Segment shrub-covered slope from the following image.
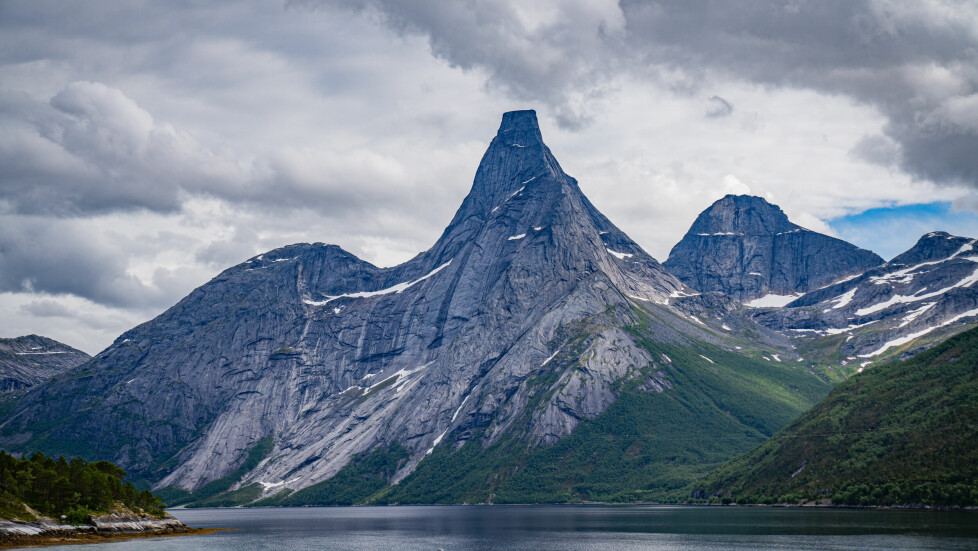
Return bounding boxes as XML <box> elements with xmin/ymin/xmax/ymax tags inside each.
<box><xmin>695</xmin><ymin>325</ymin><xmax>978</xmax><ymax>506</ymax></box>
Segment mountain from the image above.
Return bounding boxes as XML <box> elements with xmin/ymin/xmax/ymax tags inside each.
<box><xmin>694</xmin><ymin>324</ymin><xmax>978</xmax><ymax>507</ymax></box>
<box><xmin>0</xmin><ymin>336</ymin><xmax>90</xmax><ymax>393</ymax></box>
<box><xmin>664</xmin><ymin>195</ymin><xmax>883</xmax><ymax>302</ymax></box>
<box><xmin>0</xmin><ymin>111</ymin><xmax>830</xmax><ymax>505</ymax></box>
<box><xmin>753</xmin><ymin>231</ymin><xmax>978</xmax><ymax>365</ymax></box>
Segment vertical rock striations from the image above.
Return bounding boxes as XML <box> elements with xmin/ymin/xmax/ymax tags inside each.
<box><xmin>0</xmin><ymin>112</ymin><xmax>826</xmax><ymax>504</ymax></box>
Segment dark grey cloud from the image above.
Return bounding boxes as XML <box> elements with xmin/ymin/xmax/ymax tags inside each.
<box><xmin>706</xmin><ymin>95</ymin><xmax>733</xmax><ymax>118</ymax></box>
<box><xmin>850</xmin><ymin>134</ymin><xmax>900</xmax><ymax>168</ymax></box>
<box><xmin>619</xmin><ymin>0</ymin><xmax>978</xmax><ymax>187</ymax></box>
<box><xmin>0</xmin><ymin>83</ymin><xmax>233</xmax><ymax>215</ymax></box>
<box><xmin>302</xmin><ymin>0</ymin><xmax>978</xmax><ymax>188</ymax></box>
<box><xmin>290</xmin><ymin>0</ymin><xmax>627</xmax><ymax>129</ymax></box>
<box><xmin>0</xmin><ymin>1</ymin><xmax>485</xmax><ymax>220</ymax></box>
<box><xmin>19</xmin><ymin>299</ymin><xmax>74</xmax><ymax>319</ymax></box>
<box><xmin>0</xmin><ymin>217</ymin><xmax>164</xmax><ymax>307</ymax></box>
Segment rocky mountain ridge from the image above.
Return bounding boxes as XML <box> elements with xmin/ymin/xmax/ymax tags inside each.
<box><xmin>751</xmin><ymin>231</ymin><xmax>978</xmax><ymax>364</ymax></box>
<box><xmin>0</xmin><ymin>335</ymin><xmax>91</xmax><ymax>393</ymax></box>
<box><xmin>664</xmin><ymin>195</ymin><xmax>883</xmax><ymax>302</ymax></box>
<box><xmin>2</xmin><ymin>112</ymin><xmax>973</xmax><ymax>507</ymax></box>
<box><xmin>1</xmin><ymin>111</ymin><xmax>826</xmax><ymax>505</ymax></box>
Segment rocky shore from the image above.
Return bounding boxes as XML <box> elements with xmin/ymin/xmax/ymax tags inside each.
<box><xmin>0</xmin><ymin>510</ymin><xmax>209</xmax><ymax>548</ymax></box>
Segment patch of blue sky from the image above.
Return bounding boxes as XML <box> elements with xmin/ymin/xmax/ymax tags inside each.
<box><xmin>830</xmin><ymin>202</ymin><xmax>978</xmax><ymax>262</ymax></box>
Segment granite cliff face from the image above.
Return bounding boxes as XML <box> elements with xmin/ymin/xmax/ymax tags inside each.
<box><xmin>664</xmin><ymin>195</ymin><xmax>883</xmax><ymax>302</ymax></box>
<box><xmin>0</xmin><ymin>336</ymin><xmax>90</xmax><ymax>393</ymax></box>
<box><xmin>753</xmin><ymin>231</ymin><xmax>978</xmax><ymax>363</ymax></box>
<box><xmin>0</xmin><ymin>111</ymin><xmax>827</xmax><ymax>503</ymax></box>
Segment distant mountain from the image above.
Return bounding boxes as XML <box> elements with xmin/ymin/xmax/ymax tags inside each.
<box><xmin>664</xmin><ymin>195</ymin><xmax>883</xmax><ymax>302</ymax></box>
<box><xmin>753</xmin><ymin>231</ymin><xmax>978</xmax><ymax>364</ymax></box>
<box><xmin>694</xmin><ymin>324</ymin><xmax>978</xmax><ymax>507</ymax></box>
<box><xmin>0</xmin><ymin>335</ymin><xmax>90</xmax><ymax>393</ymax></box>
<box><xmin>0</xmin><ymin>111</ymin><xmax>829</xmax><ymax>506</ymax></box>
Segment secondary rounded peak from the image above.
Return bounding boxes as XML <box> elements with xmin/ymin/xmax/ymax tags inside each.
<box><xmin>666</xmin><ymin>193</ymin><xmax>885</xmax><ymax>301</ymax></box>
<box><xmin>711</xmin><ymin>194</ymin><xmax>786</xmax><ymax>214</ymax></box>
<box><xmin>691</xmin><ymin>194</ymin><xmax>795</xmax><ymax>235</ymax></box>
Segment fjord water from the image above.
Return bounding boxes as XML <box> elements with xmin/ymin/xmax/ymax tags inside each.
<box><xmin>43</xmin><ymin>506</ymin><xmax>978</xmax><ymax>550</ymax></box>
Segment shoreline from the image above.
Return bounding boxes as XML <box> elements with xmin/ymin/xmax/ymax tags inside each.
<box><xmin>172</xmin><ymin>501</ymin><xmax>978</xmax><ymax>512</ymax></box>
<box><xmin>0</xmin><ymin>527</ymin><xmax>222</xmax><ymax>549</ymax></box>
<box><xmin>1</xmin><ymin>510</ymin><xmax>223</xmax><ymax>549</ymax></box>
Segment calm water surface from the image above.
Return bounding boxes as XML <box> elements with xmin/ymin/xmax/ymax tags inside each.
<box><xmin>37</xmin><ymin>505</ymin><xmax>978</xmax><ymax>550</ymax></box>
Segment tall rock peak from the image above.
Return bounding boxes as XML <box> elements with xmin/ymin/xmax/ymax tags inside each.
<box><xmin>665</xmin><ymin>194</ymin><xmax>884</xmax><ymax>301</ymax></box>
<box><xmin>498</xmin><ymin>109</ymin><xmax>541</xmax><ymax>137</ymax></box>
<box><xmin>446</xmin><ymin>110</ymin><xmax>569</xmax><ymax>233</ymax></box>
<box><xmin>0</xmin><ymin>109</ymin><xmax>691</xmax><ymax>500</ymax></box>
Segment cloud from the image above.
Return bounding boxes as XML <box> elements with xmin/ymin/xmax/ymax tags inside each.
<box><xmin>0</xmin><ymin>80</ymin><xmax>483</xmax><ymax>221</ymax></box>
<box><xmin>850</xmin><ymin>133</ymin><xmax>900</xmax><ymax>168</ymax></box>
<box><xmin>302</xmin><ymin>0</ymin><xmax>978</xmax><ymax>190</ymax></box>
<box><xmin>1</xmin><ymin>292</ymin><xmax>153</xmax><ymax>355</ymax></box>
<box><xmin>0</xmin><ymin>216</ymin><xmax>168</xmax><ymax>308</ymax></box>
<box><xmin>291</xmin><ymin>0</ymin><xmax>627</xmax><ymax>128</ymax></box>
<box><xmin>618</xmin><ymin>1</ymin><xmax>978</xmax><ymax>186</ymax></box>
<box><xmin>705</xmin><ymin>95</ymin><xmax>733</xmax><ymax>118</ymax></box>
<box><xmin>19</xmin><ymin>299</ymin><xmax>75</xmax><ymax>319</ymax></box>
<box><xmin>0</xmin><ymin>82</ymin><xmax>242</xmax><ymax>215</ymax></box>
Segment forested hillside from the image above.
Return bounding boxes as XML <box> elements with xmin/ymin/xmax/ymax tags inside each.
<box><xmin>695</xmin><ymin>326</ymin><xmax>978</xmax><ymax>507</ymax></box>
<box><xmin>0</xmin><ymin>451</ymin><xmax>165</xmax><ymax>523</ymax></box>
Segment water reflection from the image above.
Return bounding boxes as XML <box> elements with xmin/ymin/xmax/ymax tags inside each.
<box><xmin>33</xmin><ymin>505</ymin><xmax>978</xmax><ymax>551</ymax></box>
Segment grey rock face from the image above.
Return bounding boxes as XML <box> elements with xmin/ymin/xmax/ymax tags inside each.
<box><xmin>0</xmin><ymin>335</ymin><xmax>90</xmax><ymax>393</ymax></box>
<box><xmin>1</xmin><ymin>110</ymin><xmax>705</xmax><ymax>497</ymax></box>
<box><xmin>755</xmin><ymin>231</ymin><xmax>978</xmax><ymax>361</ymax></box>
<box><xmin>664</xmin><ymin>195</ymin><xmax>883</xmax><ymax>301</ymax></box>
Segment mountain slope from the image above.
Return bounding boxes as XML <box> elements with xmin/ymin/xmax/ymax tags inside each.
<box><xmin>753</xmin><ymin>231</ymin><xmax>978</xmax><ymax>364</ymax></box>
<box><xmin>0</xmin><ymin>336</ymin><xmax>90</xmax><ymax>393</ymax></box>
<box><xmin>0</xmin><ymin>111</ymin><xmax>829</xmax><ymax>504</ymax></box>
<box><xmin>664</xmin><ymin>195</ymin><xmax>883</xmax><ymax>302</ymax></box>
<box><xmin>695</xmin><ymin>325</ymin><xmax>978</xmax><ymax>507</ymax></box>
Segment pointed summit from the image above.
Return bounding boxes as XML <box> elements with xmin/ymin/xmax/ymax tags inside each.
<box><xmin>454</xmin><ymin>110</ymin><xmax>567</xmax><ymax>218</ymax></box>
<box><xmin>2</xmin><ymin>109</ymin><xmax>695</xmax><ymax>497</ymax></box>
<box><xmin>665</xmin><ymin>194</ymin><xmax>883</xmax><ymax>301</ymax></box>
<box><xmin>497</xmin><ymin>109</ymin><xmax>542</xmax><ymax>139</ymax></box>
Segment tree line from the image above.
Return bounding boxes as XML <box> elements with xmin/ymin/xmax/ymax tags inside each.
<box><xmin>0</xmin><ymin>450</ymin><xmax>165</xmax><ymax>524</ymax></box>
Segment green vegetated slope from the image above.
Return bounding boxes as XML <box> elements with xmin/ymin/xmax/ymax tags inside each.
<box><xmin>695</xmin><ymin>325</ymin><xmax>978</xmax><ymax>507</ymax></box>
<box><xmin>0</xmin><ymin>451</ymin><xmax>165</xmax><ymax>523</ymax></box>
<box><xmin>263</xmin><ymin>305</ymin><xmax>830</xmax><ymax>506</ymax></box>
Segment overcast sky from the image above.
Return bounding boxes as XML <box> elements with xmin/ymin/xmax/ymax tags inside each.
<box><xmin>3</xmin><ymin>0</ymin><xmax>978</xmax><ymax>354</ymax></box>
